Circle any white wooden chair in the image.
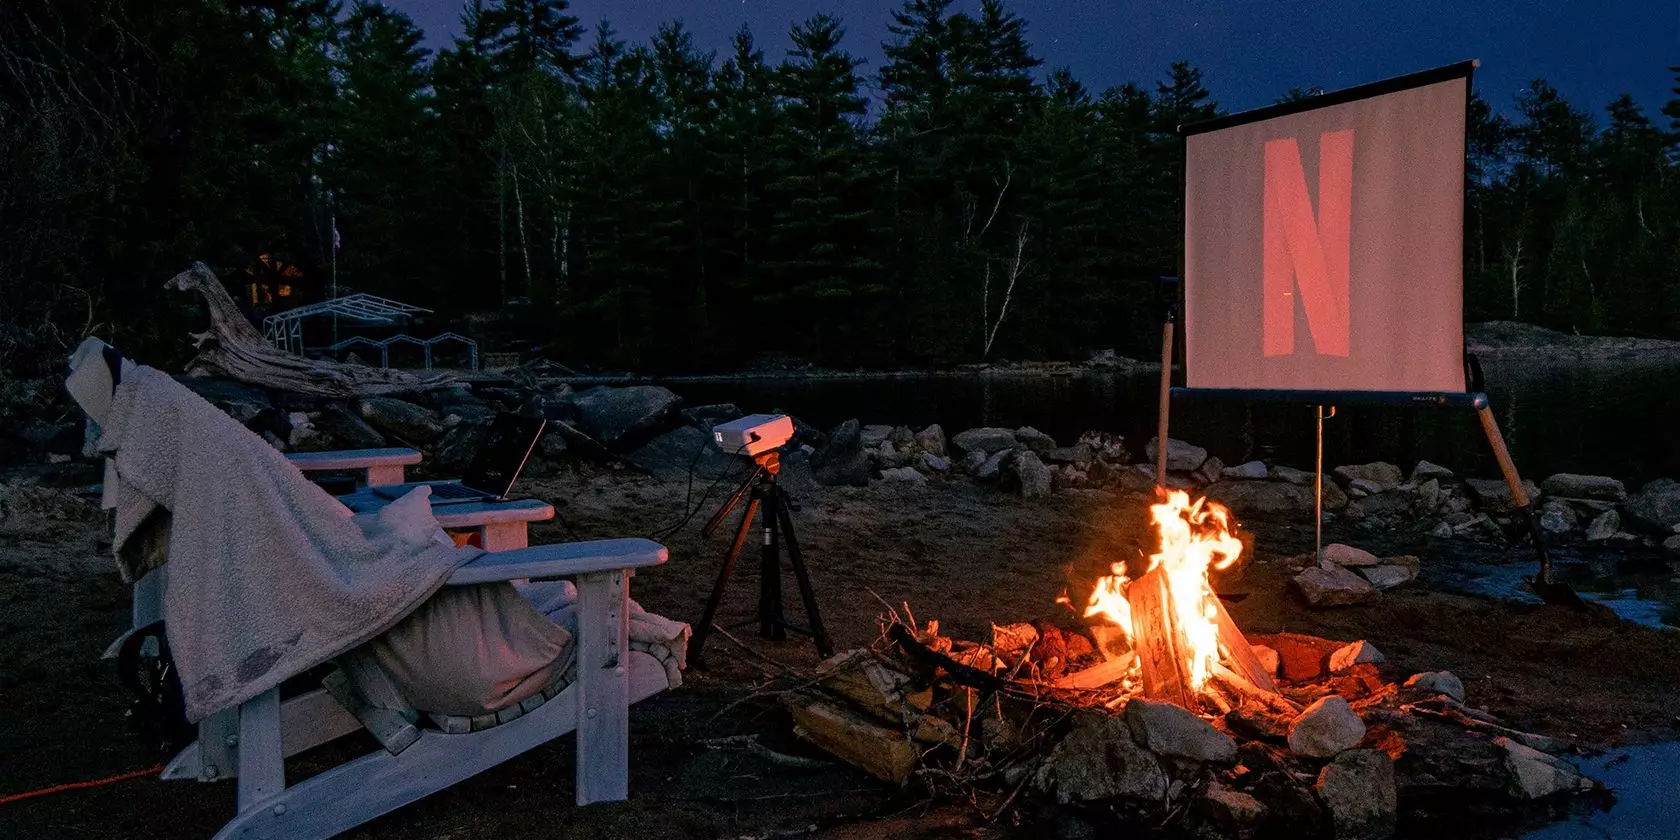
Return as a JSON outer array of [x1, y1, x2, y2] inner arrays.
[[285, 447, 422, 487]]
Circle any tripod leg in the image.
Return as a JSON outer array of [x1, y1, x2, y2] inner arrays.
[[691, 496, 761, 664], [776, 488, 834, 658], [759, 491, 787, 641]]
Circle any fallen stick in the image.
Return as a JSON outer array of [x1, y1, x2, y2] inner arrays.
[[1050, 653, 1136, 690], [700, 734, 834, 769]]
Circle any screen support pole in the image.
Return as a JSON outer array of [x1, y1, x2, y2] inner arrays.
[[1155, 318, 1174, 485], [1315, 405, 1336, 564]]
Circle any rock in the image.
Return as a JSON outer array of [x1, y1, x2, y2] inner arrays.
[[1145, 437, 1208, 472], [1347, 478, 1383, 497], [961, 449, 988, 474], [1625, 478, 1680, 532], [355, 396, 445, 444], [569, 386, 682, 449], [1223, 460, 1269, 480], [1205, 480, 1314, 517], [1252, 645, 1280, 678], [810, 419, 870, 487], [1014, 426, 1057, 453], [975, 448, 1013, 481], [434, 419, 492, 474], [1416, 478, 1441, 511], [915, 424, 946, 456], [1272, 465, 1314, 485], [878, 466, 928, 485], [1316, 750, 1397, 840], [1463, 477, 1541, 514], [950, 427, 1019, 456], [871, 440, 913, 469], [286, 425, 333, 452], [1010, 451, 1053, 499], [1358, 559, 1419, 590], [919, 453, 951, 473], [1540, 473, 1626, 501], [1288, 696, 1366, 758], [1292, 564, 1380, 607], [1125, 698, 1238, 763], [1043, 443, 1095, 466], [1076, 431, 1128, 463], [1585, 509, 1620, 542], [680, 403, 742, 425], [1328, 641, 1385, 673], [1034, 716, 1167, 804], [1496, 737, 1587, 799], [314, 403, 387, 449], [628, 426, 729, 479], [1332, 462, 1404, 491], [1347, 491, 1413, 525], [1404, 671, 1465, 703], [888, 425, 916, 447], [1268, 467, 1348, 508], [859, 424, 894, 447], [1195, 455, 1226, 485], [1538, 501, 1578, 535], [1663, 535, 1680, 556], [1323, 543, 1381, 567], [1197, 780, 1267, 834], [1054, 465, 1089, 490], [177, 377, 272, 425], [1118, 464, 1158, 494], [1411, 460, 1455, 482], [538, 429, 567, 459], [1429, 521, 1454, 538], [260, 430, 286, 451]]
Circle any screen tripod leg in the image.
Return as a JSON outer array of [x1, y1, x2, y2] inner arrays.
[[691, 495, 762, 664], [776, 489, 834, 658]]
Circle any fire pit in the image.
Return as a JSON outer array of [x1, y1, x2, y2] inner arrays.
[[774, 491, 1600, 838]]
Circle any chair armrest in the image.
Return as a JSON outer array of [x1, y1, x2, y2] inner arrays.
[[447, 538, 667, 585], [286, 448, 422, 471]]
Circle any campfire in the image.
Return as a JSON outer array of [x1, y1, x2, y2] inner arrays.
[[767, 489, 1597, 837]]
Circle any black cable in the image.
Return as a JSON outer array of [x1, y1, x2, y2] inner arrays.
[[650, 433, 745, 542]]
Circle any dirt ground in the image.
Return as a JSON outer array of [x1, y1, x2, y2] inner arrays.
[[3, 461, 1678, 839]]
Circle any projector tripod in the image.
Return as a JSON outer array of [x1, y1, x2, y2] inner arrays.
[[691, 450, 834, 664]]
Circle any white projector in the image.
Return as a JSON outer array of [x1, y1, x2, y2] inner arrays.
[[712, 413, 794, 457]]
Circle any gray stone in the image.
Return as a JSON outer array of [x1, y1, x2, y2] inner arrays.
[[1316, 750, 1397, 840], [1404, 671, 1465, 703], [1205, 480, 1314, 517], [1464, 477, 1541, 514], [570, 385, 682, 448], [951, 427, 1020, 456], [260, 430, 287, 451], [1197, 781, 1267, 833], [680, 403, 742, 425], [1034, 716, 1167, 804], [1288, 695, 1366, 758], [975, 448, 1013, 481], [627, 426, 728, 480], [1663, 535, 1680, 556], [434, 419, 492, 474], [919, 453, 951, 473], [1194, 455, 1226, 485], [1076, 431, 1128, 463], [1585, 509, 1620, 542], [1625, 478, 1680, 533], [1496, 736, 1587, 799], [810, 419, 870, 487], [888, 425, 916, 446], [859, 424, 894, 447], [915, 424, 946, 457], [356, 396, 445, 444], [1539, 501, 1578, 535], [1272, 465, 1314, 485], [1323, 543, 1381, 567], [1348, 478, 1383, 496], [1328, 640, 1385, 673], [314, 403, 388, 449], [961, 449, 988, 474], [538, 429, 568, 459], [1125, 698, 1238, 763], [178, 377, 272, 425], [1540, 473, 1626, 501], [1043, 443, 1095, 466], [1349, 491, 1413, 524], [1358, 560, 1419, 591], [1429, 521, 1455, 538], [1118, 464, 1158, 494], [1417, 478, 1442, 512], [1014, 426, 1057, 453], [871, 440, 913, 469], [878, 466, 928, 485], [1223, 460, 1270, 480], [1333, 462, 1404, 491], [1292, 564, 1380, 607], [1010, 451, 1053, 499], [1411, 460, 1455, 482], [1145, 437, 1208, 471]]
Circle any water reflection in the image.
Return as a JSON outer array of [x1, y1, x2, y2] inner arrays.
[[1523, 741, 1680, 839]]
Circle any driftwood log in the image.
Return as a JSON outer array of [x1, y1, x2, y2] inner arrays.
[[166, 261, 455, 397]]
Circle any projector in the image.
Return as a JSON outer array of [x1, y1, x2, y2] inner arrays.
[[712, 414, 794, 457]]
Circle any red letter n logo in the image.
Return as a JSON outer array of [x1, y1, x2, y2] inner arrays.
[[1263, 130, 1353, 357]]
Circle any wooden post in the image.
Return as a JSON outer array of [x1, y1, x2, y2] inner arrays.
[[1476, 402, 1530, 508], [574, 569, 630, 805], [1128, 565, 1194, 708], [237, 688, 284, 812], [1156, 320, 1174, 486]]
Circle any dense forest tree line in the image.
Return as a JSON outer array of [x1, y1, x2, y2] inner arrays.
[[4, 0, 1680, 385]]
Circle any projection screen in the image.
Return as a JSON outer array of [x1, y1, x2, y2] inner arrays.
[[1182, 62, 1473, 396]]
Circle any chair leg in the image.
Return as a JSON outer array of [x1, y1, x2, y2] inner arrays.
[[573, 570, 630, 805], [238, 689, 284, 813]]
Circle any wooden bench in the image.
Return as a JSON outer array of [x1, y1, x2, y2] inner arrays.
[[285, 448, 422, 487]]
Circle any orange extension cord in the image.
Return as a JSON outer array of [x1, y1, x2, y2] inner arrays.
[[0, 764, 164, 807]]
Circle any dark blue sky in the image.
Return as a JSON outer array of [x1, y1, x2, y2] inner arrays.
[[385, 0, 1677, 120]]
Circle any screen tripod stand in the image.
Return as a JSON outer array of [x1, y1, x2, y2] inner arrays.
[[691, 449, 834, 663]]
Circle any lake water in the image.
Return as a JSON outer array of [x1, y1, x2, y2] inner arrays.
[[1523, 741, 1680, 839], [665, 357, 1680, 486]]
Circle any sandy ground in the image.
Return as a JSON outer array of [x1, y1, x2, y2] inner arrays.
[[3, 462, 1678, 839]]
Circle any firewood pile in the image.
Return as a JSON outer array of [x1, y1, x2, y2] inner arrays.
[[777, 611, 1600, 838]]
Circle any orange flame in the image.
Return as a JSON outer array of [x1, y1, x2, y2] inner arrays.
[[1081, 490, 1243, 692]]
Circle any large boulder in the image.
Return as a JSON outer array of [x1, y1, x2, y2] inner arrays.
[[1585, 509, 1621, 542], [1332, 462, 1404, 491], [1034, 716, 1167, 804], [1292, 564, 1379, 607], [975, 448, 1014, 481], [859, 424, 894, 447], [628, 426, 730, 480], [357, 396, 445, 444], [810, 419, 870, 487], [1624, 478, 1680, 533], [1043, 443, 1095, 467], [1223, 460, 1270, 480], [1463, 477, 1541, 514], [1145, 437, 1208, 472], [1014, 426, 1057, 453], [915, 424, 947, 457], [1540, 473, 1626, 501], [314, 403, 387, 449], [1288, 696, 1366, 758], [951, 427, 1019, 456], [1315, 750, 1397, 840], [1009, 451, 1053, 498], [569, 386, 682, 449], [1204, 480, 1314, 517], [1495, 736, 1587, 799], [1411, 460, 1454, 482], [1126, 698, 1237, 763]]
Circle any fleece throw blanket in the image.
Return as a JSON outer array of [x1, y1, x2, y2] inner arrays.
[[97, 365, 478, 721]]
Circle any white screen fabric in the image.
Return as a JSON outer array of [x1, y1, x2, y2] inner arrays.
[[1183, 74, 1468, 393]]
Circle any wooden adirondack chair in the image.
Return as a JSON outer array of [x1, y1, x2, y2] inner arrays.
[[66, 339, 681, 839]]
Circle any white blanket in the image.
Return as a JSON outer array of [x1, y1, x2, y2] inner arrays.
[[97, 365, 478, 721]]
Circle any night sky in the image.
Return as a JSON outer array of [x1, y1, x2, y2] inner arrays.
[[385, 0, 1677, 119]]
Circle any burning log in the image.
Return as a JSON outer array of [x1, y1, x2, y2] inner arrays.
[[1127, 563, 1196, 708]]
